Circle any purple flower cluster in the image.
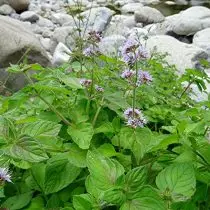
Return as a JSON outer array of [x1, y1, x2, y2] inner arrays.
[[80, 79, 92, 87], [121, 69, 152, 87], [88, 31, 102, 43], [121, 69, 135, 79], [124, 108, 147, 128], [0, 168, 12, 183], [83, 46, 100, 57], [136, 70, 153, 86], [121, 39, 149, 64], [95, 85, 104, 92]]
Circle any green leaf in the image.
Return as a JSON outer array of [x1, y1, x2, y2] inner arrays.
[[65, 143, 87, 168], [104, 91, 129, 111], [120, 187, 165, 210], [86, 150, 124, 191], [97, 143, 117, 157], [54, 70, 83, 89], [26, 196, 45, 210], [44, 156, 81, 194], [94, 122, 114, 134], [26, 163, 46, 192], [101, 187, 126, 205], [197, 142, 210, 165], [1, 192, 33, 210], [125, 166, 147, 195], [156, 163, 196, 202], [67, 123, 94, 149], [73, 194, 99, 210], [21, 120, 62, 140], [4, 135, 48, 163], [113, 127, 152, 164]]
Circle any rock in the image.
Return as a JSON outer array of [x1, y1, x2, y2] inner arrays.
[[40, 37, 51, 52], [0, 4, 14, 15], [80, 7, 114, 32], [20, 11, 39, 22], [0, 15, 50, 67], [135, 6, 165, 24], [145, 35, 208, 74], [52, 42, 71, 66], [105, 15, 136, 37], [99, 35, 126, 56], [51, 13, 74, 26], [193, 28, 210, 55], [128, 27, 148, 41], [37, 16, 54, 29], [173, 6, 210, 35], [7, 0, 29, 12], [0, 15, 50, 91], [121, 3, 143, 14], [144, 14, 179, 35], [145, 35, 210, 102], [52, 26, 76, 48]]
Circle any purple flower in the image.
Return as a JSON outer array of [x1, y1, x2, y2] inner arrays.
[[137, 70, 153, 86], [121, 39, 149, 64], [95, 85, 104, 92], [0, 168, 12, 183], [83, 46, 100, 57], [121, 69, 135, 79], [124, 108, 141, 119], [136, 45, 149, 59], [88, 31, 102, 42], [127, 117, 147, 128], [80, 79, 92, 87], [124, 107, 147, 128]]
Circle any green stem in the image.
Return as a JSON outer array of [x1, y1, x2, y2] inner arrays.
[[24, 72, 71, 126], [92, 97, 104, 127], [132, 54, 138, 116], [179, 80, 194, 99]]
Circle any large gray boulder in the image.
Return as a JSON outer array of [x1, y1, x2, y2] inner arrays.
[[0, 0, 29, 12], [80, 7, 114, 32], [145, 35, 210, 101], [146, 7, 210, 36], [145, 35, 208, 74], [172, 6, 210, 35], [0, 15, 50, 67], [135, 6, 165, 24], [0, 15, 50, 91], [193, 28, 210, 56]]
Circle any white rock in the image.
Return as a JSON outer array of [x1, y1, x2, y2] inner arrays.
[[193, 28, 210, 56], [135, 6, 165, 24], [145, 35, 208, 74], [173, 6, 210, 35], [37, 16, 54, 29], [52, 42, 71, 66], [20, 11, 39, 22], [99, 35, 126, 56], [51, 13, 74, 26], [128, 28, 148, 41], [80, 7, 114, 32], [0, 4, 14, 15], [121, 3, 143, 14], [40, 37, 51, 52]]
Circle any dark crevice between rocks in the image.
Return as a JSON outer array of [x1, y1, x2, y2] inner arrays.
[[105, 4, 121, 15], [166, 31, 193, 44]]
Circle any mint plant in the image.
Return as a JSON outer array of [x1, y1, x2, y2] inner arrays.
[[0, 31, 209, 210]]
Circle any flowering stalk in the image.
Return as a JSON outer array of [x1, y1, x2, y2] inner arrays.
[[121, 39, 151, 129]]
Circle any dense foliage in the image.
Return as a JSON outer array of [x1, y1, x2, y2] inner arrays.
[[0, 33, 210, 210]]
